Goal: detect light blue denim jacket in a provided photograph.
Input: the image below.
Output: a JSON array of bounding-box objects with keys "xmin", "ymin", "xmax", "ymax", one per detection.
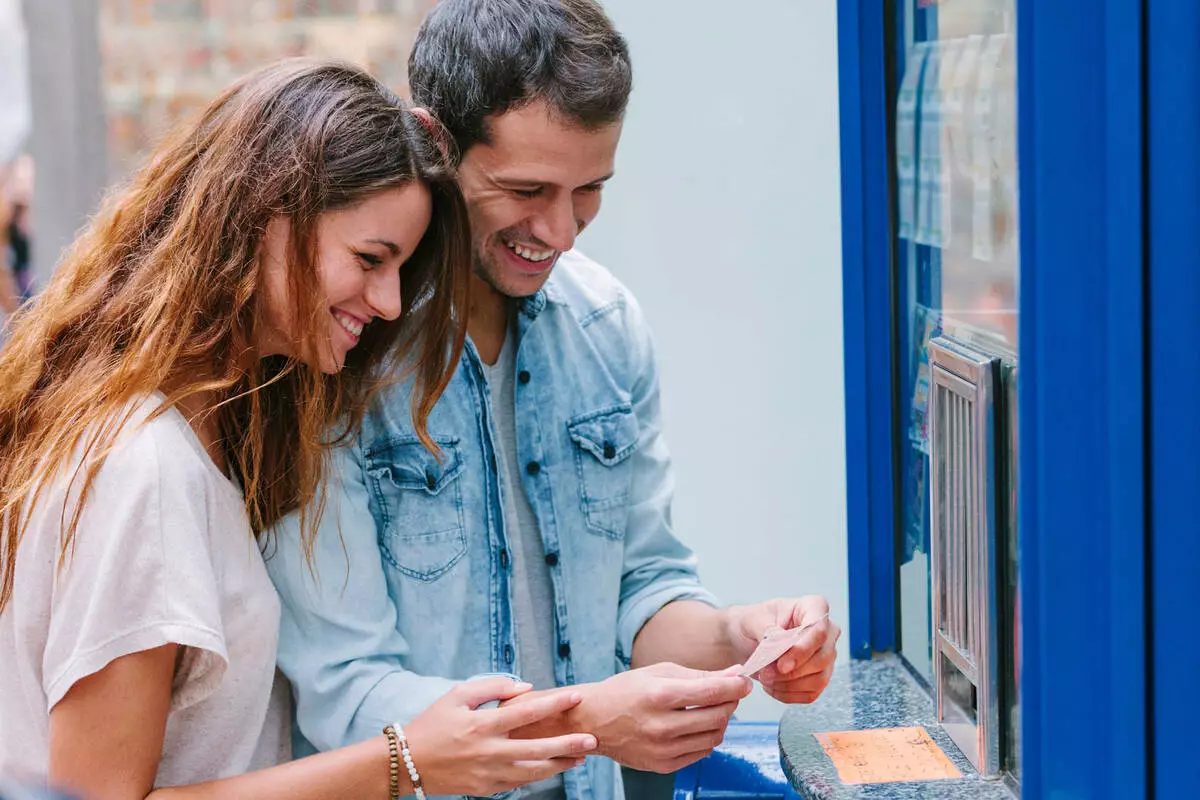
[{"xmin": 265, "ymin": 251, "xmax": 720, "ymax": 800}]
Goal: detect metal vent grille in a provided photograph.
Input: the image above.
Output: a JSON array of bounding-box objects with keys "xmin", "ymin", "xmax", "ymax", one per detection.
[
  {"xmin": 936, "ymin": 384, "xmax": 977, "ymax": 669},
  {"xmin": 928, "ymin": 337, "xmax": 1000, "ymax": 777}
]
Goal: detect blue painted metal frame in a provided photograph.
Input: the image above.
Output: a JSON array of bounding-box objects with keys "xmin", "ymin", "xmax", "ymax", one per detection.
[
  {"xmin": 1147, "ymin": 0, "xmax": 1200, "ymax": 793},
  {"xmin": 1017, "ymin": 0, "xmax": 1148, "ymax": 796},
  {"xmin": 838, "ymin": 0, "xmax": 898, "ymax": 659},
  {"xmin": 673, "ymin": 722, "xmax": 798, "ymax": 800}
]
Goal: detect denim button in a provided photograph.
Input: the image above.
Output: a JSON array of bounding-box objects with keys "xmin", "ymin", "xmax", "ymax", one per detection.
[
  {"xmin": 558, "ymin": 643, "xmax": 571, "ymax": 658},
  {"xmin": 425, "ymin": 471, "xmax": 437, "ymax": 491},
  {"xmin": 500, "ymin": 549, "xmax": 510, "ymax": 569},
  {"xmin": 526, "ymin": 461, "xmax": 541, "ymax": 476},
  {"xmin": 518, "ymin": 370, "xmax": 531, "ymax": 385},
  {"xmin": 544, "ymin": 552, "xmax": 559, "ymax": 567},
  {"xmin": 603, "ymin": 442, "xmax": 616, "ymax": 460},
  {"xmin": 504, "ymin": 645, "xmax": 514, "ymax": 664}
]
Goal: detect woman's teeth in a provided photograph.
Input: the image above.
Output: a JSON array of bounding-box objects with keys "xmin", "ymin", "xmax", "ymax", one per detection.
[
  {"xmin": 505, "ymin": 240, "xmax": 556, "ymax": 263},
  {"xmin": 334, "ymin": 311, "xmax": 364, "ymax": 338}
]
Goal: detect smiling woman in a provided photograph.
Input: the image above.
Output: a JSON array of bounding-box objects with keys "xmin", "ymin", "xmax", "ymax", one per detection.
[
  {"xmin": 0, "ymin": 59, "xmax": 600, "ymax": 800},
  {"xmin": 256, "ymin": 183, "xmax": 434, "ymax": 374}
]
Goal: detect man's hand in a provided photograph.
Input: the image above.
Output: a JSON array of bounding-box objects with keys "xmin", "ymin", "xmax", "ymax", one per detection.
[
  {"xmin": 507, "ymin": 663, "xmax": 752, "ymax": 774},
  {"xmin": 577, "ymin": 663, "xmax": 752, "ymax": 773},
  {"xmin": 724, "ymin": 596, "xmax": 840, "ymax": 704}
]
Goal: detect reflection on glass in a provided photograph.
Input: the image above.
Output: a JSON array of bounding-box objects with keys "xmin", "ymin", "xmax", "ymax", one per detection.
[
  {"xmin": 98, "ymin": 0, "xmax": 436, "ymax": 177},
  {"xmin": 893, "ymin": 0, "xmax": 1021, "ymax": 786},
  {"xmin": 941, "ymin": 652, "xmax": 978, "ymax": 726}
]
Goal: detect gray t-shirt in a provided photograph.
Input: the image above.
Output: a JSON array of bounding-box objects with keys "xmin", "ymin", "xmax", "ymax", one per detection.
[{"xmin": 480, "ymin": 318, "xmax": 566, "ymax": 800}]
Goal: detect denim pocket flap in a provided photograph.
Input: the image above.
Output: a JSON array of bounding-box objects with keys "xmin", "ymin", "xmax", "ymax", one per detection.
[
  {"xmin": 366, "ymin": 436, "xmax": 464, "ymax": 496},
  {"xmin": 567, "ymin": 406, "xmax": 639, "ymax": 467}
]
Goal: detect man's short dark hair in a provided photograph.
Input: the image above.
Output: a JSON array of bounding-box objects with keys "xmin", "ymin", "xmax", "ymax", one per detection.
[{"xmin": 408, "ymin": 0, "xmax": 633, "ymax": 156}]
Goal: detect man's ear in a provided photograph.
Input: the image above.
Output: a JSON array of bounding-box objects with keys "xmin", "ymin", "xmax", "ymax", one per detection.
[{"xmin": 410, "ymin": 107, "xmax": 453, "ymax": 163}]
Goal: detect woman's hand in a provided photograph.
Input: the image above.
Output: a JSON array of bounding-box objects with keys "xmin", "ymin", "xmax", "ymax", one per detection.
[{"xmin": 405, "ymin": 677, "xmax": 598, "ymax": 797}]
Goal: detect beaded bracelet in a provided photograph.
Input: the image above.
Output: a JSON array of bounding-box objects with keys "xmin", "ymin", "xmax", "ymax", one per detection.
[
  {"xmin": 382, "ymin": 725, "xmax": 401, "ymax": 800},
  {"xmin": 385, "ymin": 722, "xmax": 426, "ymax": 800}
]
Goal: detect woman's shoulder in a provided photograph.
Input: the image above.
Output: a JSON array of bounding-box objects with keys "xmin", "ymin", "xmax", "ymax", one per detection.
[{"xmin": 91, "ymin": 394, "xmax": 235, "ymax": 501}]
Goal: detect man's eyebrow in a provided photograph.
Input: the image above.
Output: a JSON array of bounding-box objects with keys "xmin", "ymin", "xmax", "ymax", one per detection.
[
  {"xmin": 491, "ymin": 172, "xmax": 616, "ymax": 188},
  {"xmin": 582, "ymin": 172, "xmax": 616, "ymax": 186}
]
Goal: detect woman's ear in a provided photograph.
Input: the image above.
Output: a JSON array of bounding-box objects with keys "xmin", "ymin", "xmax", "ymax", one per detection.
[
  {"xmin": 410, "ymin": 107, "xmax": 452, "ymax": 163},
  {"xmin": 410, "ymin": 107, "xmax": 435, "ymax": 129}
]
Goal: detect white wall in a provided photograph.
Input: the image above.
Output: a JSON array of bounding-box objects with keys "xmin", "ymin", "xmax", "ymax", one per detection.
[
  {"xmin": 583, "ymin": 1, "xmax": 848, "ymax": 720},
  {"xmin": 22, "ymin": 0, "xmax": 108, "ymax": 284},
  {"xmin": 0, "ymin": 0, "xmax": 28, "ymax": 163}
]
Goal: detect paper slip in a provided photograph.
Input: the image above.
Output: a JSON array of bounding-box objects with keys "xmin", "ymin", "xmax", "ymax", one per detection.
[
  {"xmin": 738, "ymin": 613, "xmax": 829, "ymax": 678},
  {"xmin": 814, "ymin": 727, "xmax": 962, "ymax": 784}
]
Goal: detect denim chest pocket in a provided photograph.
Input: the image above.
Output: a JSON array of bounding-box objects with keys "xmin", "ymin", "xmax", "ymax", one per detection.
[
  {"xmin": 567, "ymin": 405, "xmax": 640, "ymax": 540},
  {"xmin": 364, "ymin": 435, "xmax": 467, "ymax": 581}
]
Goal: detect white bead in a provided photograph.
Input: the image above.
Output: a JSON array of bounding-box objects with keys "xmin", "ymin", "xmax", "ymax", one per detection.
[{"xmin": 390, "ymin": 719, "xmax": 423, "ymax": 798}]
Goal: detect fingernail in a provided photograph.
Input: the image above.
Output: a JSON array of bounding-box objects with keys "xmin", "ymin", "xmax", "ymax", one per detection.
[
  {"xmin": 583, "ymin": 735, "xmax": 598, "ymax": 750},
  {"xmin": 569, "ymin": 692, "xmax": 583, "ymax": 704},
  {"xmin": 780, "ymin": 659, "xmax": 795, "ymax": 673},
  {"xmin": 515, "ymin": 682, "xmax": 533, "ymax": 690}
]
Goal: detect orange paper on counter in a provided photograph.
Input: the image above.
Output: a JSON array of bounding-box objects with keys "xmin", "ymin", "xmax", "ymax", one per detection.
[{"xmin": 813, "ymin": 727, "xmax": 963, "ymax": 785}]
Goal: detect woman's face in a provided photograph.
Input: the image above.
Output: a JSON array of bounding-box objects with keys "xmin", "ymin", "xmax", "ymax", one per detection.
[{"xmin": 259, "ymin": 182, "xmax": 433, "ymax": 373}]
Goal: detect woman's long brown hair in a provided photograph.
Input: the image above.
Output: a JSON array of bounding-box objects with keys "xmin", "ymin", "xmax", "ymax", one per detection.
[{"xmin": 0, "ymin": 60, "xmax": 471, "ymax": 614}]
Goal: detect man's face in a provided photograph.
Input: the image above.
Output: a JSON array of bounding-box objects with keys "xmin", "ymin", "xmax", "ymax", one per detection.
[{"xmin": 456, "ymin": 99, "xmax": 622, "ymax": 298}]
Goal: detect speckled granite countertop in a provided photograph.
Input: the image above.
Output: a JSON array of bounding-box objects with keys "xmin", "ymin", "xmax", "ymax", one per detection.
[{"xmin": 778, "ymin": 656, "xmax": 1017, "ymax": 800}]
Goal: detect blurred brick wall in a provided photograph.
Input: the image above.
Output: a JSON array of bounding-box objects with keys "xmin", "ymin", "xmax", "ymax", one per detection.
[{"xmin": 99, "ymin": 0, "xmax": 439, "ymax": 176}]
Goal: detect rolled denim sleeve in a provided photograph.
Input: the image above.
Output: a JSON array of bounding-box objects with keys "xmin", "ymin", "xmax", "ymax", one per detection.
[
  {"xmin": 614, "ymin": 296, "xmax": 721, "ymax": 668},
  {"xmin": 265, "ymin": 435, "xmax": 459, "ymax": 751}
]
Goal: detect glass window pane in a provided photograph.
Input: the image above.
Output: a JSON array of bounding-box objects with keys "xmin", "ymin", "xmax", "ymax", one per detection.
[{"xmin": 893, "ymin": 0, "xmax": 1021, "ymax": 783}]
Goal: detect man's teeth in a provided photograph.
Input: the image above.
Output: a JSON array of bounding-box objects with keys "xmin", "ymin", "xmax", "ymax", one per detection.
[
  {"xmin": 505, "ymin": 241, "xmax": 556, "ymax": 263},
  {"xmin": 334, "ymin": 312, "xmax": 364, "ymax": 337}
]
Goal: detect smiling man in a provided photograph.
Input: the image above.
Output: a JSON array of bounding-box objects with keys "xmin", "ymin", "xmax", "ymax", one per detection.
[{"xmin": 266, "ymin": 2, "xmax": 840, "ymax": 799}]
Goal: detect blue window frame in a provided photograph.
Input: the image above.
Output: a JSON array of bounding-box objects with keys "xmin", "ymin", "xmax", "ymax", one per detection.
[
  {"xmin": 1147, "ymin": 0, "xmax": 1200, "ymax": 793},
  {"xmin": 838, "ymin": 0, "xmax": 898, "ymax": 660},
  {"xmin": 1015, "ymin": 0, "xmax": 1148, "ymax": 795},
  {"xmin": 835, "ymin": 0, "xmax": 1200, "ymax": 796}
]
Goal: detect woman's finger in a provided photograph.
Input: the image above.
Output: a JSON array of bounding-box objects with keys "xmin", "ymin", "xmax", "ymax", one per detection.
[
  {"xmin": 449, "ymin": 677, "xmax": 533, "ymax": 710},
  {"xmin": 501, "ymin": 732, "xmax": 598, "ymax": 761},
  {"xmin": 489, "ymin": 688, "xmax": 584, "ymax": 732}
]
